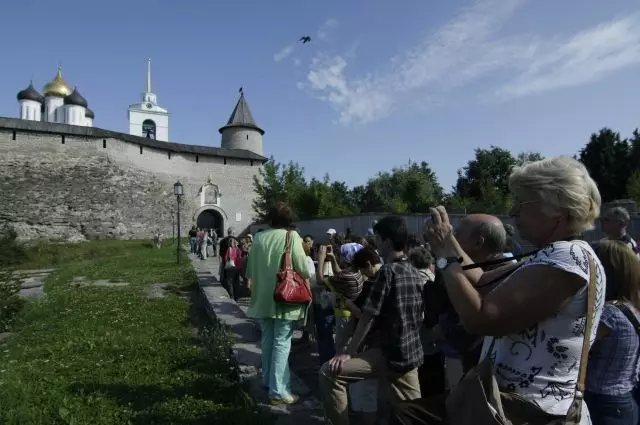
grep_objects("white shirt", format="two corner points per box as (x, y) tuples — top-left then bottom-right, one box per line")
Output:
(480, 240), (605, 423)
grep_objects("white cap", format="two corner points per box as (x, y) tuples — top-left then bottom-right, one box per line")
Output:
(326, 228), (337, 235)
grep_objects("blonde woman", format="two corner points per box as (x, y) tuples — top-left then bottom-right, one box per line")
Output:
(587, 241), (640, 425)
(393, 156), (606, 425)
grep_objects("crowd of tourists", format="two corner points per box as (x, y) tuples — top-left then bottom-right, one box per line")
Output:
(211, 156), (640, 425)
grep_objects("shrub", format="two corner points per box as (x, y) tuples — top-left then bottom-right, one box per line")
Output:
(0, 270), (24, 332)
(0, 226), (27, 267)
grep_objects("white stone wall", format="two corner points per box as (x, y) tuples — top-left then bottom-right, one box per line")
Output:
(64, 105), (87, 126)
(0, 128), (261, 241)
(19, 100), (41, 121)
(44, 96), (64, 123)
(221, 127), (263, 156)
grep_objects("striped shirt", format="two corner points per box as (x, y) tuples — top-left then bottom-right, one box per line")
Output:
(586, 302), (640, 395)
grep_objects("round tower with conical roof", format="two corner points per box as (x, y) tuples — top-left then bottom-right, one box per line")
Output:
(17, 81), (44, 121)
(219, 89), (264, 156)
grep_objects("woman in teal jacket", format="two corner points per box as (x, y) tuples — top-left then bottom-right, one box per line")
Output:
(245, 202), (311, 405)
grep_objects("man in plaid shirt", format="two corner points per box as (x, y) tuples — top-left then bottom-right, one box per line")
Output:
(318, 216), (424, 425)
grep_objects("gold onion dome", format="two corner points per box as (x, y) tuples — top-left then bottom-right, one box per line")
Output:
(43, 67), (72, 97)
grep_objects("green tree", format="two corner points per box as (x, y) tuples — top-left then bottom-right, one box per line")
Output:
(627, 171), (640, 206)
(516, 152), (544, 165)
(359, 161), (443, 213)
(452, 147), (544, 214)
(252, 158), (308, 221)
(629, 130), (640, 174)
(578, 128), (632, 202)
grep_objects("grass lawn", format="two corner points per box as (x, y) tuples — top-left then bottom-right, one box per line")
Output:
(0, 239), (270, 425)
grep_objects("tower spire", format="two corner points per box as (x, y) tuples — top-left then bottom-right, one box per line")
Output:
(147, 58), (151, 93)
(146, 58), (151, 93)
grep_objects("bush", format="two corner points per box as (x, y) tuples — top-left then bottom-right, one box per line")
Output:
(0, 226), (27, 267)
(0, 270), (24, 332)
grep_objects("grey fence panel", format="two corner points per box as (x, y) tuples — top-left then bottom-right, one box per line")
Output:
(250, 215), (640, 249)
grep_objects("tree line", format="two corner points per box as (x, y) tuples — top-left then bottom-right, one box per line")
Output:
(252, 127), (640, 221)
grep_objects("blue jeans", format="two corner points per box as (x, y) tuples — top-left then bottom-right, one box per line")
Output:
(585, 391), (639, 425)
(189, 237), (196, 253)
(312, 302), (336, 364)
(259, 318), (295, 399)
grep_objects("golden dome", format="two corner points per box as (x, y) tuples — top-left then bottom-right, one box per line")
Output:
(43, 67), (72, 97)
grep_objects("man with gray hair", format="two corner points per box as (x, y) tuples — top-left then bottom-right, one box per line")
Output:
(601, 206), (639, 254)
(430, 214), (515, 389)
(454, 214), (509, 263)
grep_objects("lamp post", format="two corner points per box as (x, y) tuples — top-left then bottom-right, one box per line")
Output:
(171, 209), (175, 244)
(174, 181), (183, 264)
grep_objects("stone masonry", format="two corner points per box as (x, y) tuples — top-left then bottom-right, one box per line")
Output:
(0, 118), (266, 242)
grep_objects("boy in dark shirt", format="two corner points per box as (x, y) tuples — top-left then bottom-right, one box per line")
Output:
(337, 246), (383, 425)
(319, 216), (424, 425)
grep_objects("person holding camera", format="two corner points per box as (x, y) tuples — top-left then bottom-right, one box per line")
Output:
(430, 214), (515, 389)
(391, 156), (605, 425)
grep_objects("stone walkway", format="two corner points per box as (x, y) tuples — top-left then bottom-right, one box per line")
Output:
(14, 268), (55, 300)
(189, 253), (326, 424)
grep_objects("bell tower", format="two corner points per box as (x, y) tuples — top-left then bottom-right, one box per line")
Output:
(128, 59), (170, 141)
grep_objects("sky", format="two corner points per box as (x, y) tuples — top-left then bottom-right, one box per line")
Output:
(3, 0), (640, 191)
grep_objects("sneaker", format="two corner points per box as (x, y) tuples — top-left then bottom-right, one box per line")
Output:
(269, 394), (299, 405)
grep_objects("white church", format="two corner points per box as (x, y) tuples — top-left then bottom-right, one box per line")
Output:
(16, 68), (94, 127)
(15, 60), (264, 155)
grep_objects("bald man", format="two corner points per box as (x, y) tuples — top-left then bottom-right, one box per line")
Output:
(432, 214), (514, 388)
(454, 214), (509, 264)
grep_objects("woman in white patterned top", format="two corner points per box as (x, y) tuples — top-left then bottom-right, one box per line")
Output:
(409, 157), (605, 425)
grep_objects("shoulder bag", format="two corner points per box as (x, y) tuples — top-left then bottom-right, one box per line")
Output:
(273, 230), (312, 305)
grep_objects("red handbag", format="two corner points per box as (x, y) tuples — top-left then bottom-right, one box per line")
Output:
(273, 230), (312, 304)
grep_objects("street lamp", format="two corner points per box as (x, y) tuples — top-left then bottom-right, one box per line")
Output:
(174, 181), (184, 264)
(171, 209), (175, 244)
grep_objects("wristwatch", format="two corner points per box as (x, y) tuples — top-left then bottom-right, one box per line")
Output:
(435, 256), (462, 270)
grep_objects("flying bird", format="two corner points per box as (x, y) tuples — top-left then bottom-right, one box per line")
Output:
(299, 36), (311, 44)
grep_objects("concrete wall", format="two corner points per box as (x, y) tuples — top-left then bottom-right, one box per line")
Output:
(0, 127), (262, 242)
(251, 213), (640, 250)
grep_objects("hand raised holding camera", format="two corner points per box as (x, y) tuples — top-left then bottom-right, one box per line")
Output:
(424, 206), (455, 256)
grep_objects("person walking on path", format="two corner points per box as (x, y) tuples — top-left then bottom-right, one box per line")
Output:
(245, 202), (311, 405)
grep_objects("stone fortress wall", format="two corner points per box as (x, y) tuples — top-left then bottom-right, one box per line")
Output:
(0, 118), (265, 242)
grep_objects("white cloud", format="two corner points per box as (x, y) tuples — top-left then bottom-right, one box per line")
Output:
(498, 14), (640, 98)
(299, 0), (640, 125)
(317, 18), (339, 40)
(273, 45), (294, 63)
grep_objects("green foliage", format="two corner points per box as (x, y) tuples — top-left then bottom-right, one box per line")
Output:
(0, 270), (24, 332)
(252, 158), (443, 219)
(356, 161), (443, 214)
(578, 128), (634, 202)
(451, 147), (543, 215)
(252, 123), (640, 220)
(0, 240), (267, 425)
(628, 171), (640, 206)
(0, 226), (27, 268)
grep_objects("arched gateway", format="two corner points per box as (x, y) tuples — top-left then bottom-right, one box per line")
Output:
(193, 205), (227, 238)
